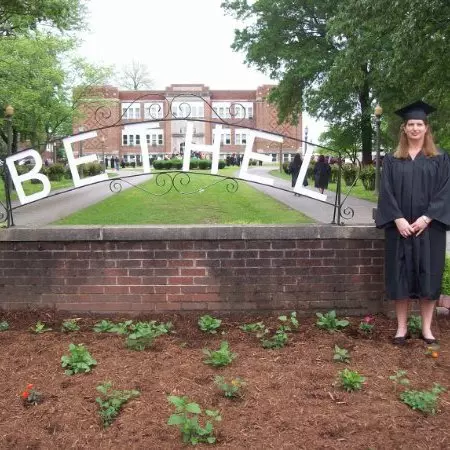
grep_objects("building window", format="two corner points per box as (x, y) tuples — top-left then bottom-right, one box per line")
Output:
(235, 131), (247, 145)
(146, 132), (164, 146)
(136, 135), (140, 145)
(144, 103), (163, 119)
(246, 106), (254, 119)
(221, 130), (231, 145)
(122, 135), (128, 146)
(121, 103), (141, 120)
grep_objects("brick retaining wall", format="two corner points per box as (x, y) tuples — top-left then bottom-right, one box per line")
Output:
(0, 225), (385, 315)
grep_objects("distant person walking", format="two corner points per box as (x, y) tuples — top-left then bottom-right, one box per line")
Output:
(314, 155), (331, 194)
(288, 153), (306, 195)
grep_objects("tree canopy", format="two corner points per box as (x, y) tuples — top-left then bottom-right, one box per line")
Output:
(222, 0), (450, 161)
(116, 60), (153, 91)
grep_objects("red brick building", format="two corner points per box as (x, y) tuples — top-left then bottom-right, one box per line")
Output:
(73, 84), (303, 165)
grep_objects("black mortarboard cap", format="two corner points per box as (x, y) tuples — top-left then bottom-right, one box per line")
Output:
(394, 100), (436, 121)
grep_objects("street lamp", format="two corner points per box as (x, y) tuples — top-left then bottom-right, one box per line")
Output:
(374, 105), (383, 193)
(4, 105), (14, 226)
(100, 135), (106, 171)
(304, 126), (309, 156)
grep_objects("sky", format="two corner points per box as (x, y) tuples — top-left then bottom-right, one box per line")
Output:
(77, 0), (327, 143)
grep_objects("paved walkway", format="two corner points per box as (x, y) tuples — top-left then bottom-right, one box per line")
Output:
(10, 170), (151, 227)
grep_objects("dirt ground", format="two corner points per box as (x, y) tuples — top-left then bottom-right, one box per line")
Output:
(0, 309), (448, 450)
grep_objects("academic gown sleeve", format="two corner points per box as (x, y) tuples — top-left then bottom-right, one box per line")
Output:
(375, 155), (403, 228)
(425, 151), (450, 228)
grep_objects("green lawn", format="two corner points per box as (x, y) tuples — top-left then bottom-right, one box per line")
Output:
(56, 168), (313, 225)
(269, 169), (378, 203)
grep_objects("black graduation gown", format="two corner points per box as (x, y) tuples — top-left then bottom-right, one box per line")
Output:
(375, 151), (450, 300)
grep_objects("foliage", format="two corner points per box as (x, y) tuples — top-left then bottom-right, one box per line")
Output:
(198, 315), (222, 334)
(316, 310), (350, 332)
(61, 319), (80, 333)
(441, 256), (450, 295)
(358, 316), (375, 335)
(338, 368), (366, 392)
(167, 395), (221, 445)
(93, 320), (116, 333)
(333, 345), (350, 364)
(261, 329), (289, 349)
(214, 376), (246, 399)
(0, 0), (86, 38)
(400, 384), (446, 416)
(222, 0), (450, 162)
(341, 164), (358, 187)
(203, 341), (236, 367)
(125, 321), (172, 351)
(278, 312), (299, 331)
(96, 381), (140, 427)
(389, 370), (410, 392)
(0, 321), (9, 331)
(60, 343), (97, 375)
(259, 312), (298, 349)
(20, 383), (43, 407)
(359, 166), (376, 191)
(407, 315), (422, 336)
(239, 321), (265, 334)
(30, 321), (52, 333)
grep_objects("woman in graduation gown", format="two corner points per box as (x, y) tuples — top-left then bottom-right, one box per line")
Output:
(375, 101), (450, 345)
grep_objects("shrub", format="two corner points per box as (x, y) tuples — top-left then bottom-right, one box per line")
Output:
(218, 160), (226, 169)
(198, 159), (212, 170)
(282, 162), (290, 174)
(338, 368), (365, 392)
(171, 159), (183, 169)
(189, 158), (200, 169)
(330, 164), (339, 183)
(342, 163), (358, 186)
(152, 160), (164, 170)
(47, 163), (65, 181)
(360, 165), (376, 191)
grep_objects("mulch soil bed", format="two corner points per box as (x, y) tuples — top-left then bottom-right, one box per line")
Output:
(0, 309), (448, 450)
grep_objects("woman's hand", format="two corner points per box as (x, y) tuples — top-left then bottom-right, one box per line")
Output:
(394, 218), (414, 238)
(411, 216), (430, 236)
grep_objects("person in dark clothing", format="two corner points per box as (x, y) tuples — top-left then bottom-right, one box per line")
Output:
(375, 100), (450, 345)
(288, 153), (306, 195)
(313, 155), (331, 194)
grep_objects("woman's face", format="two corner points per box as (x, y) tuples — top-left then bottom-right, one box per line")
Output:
(404, 119), (427, 142)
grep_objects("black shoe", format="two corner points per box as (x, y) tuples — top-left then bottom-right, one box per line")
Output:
(420, 334), (438, 345)
(392, 333), (411, 346)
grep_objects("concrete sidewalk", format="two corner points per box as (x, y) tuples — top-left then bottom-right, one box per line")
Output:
(10, 170), (152, 227)
(245, 166), (375, 225)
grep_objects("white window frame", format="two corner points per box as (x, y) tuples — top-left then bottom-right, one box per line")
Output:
(144, 102), (164, 119)
(121, 102), (141, 120)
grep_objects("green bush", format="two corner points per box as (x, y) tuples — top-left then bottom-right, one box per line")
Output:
(171, 159), (183, 169)
(342, 164), (358, 186)
(47, 164), (65, 181)
(218, 160), (226, 169)
(283, 162), (290, 174)
(360, 165), (376, 191)
(198, 159), (212, 170)
(442, 256), (450, 295)
(330, 164), (339, 183)
(189, 158), (200, 169)
(152, 160), (164, 170)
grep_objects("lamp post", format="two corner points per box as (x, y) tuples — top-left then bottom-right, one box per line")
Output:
(100, 135), (106, 171)
(304, 126), (309, 157)
(4, 105), (14, 226)
(374, 105), (383, 193)
(78, 125), (85, 178)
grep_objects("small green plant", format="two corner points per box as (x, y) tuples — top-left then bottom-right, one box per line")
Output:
(333, 345), (350, 363)
(389, 370), (410, 392)
(261, 329), (289, 349)
(203, 341), (236, 367)
(167, 395), (221, 445)
(239, 322), (265, 334)
(198, 315), (222, 334)
(61, 319), (80, 332)
(30, 321), (52, 334)
(400, 384), (446, 415)
(407, 315), (422, 336)
(109, 320), (134, 335)
(278, 311), (299, 331)
(214, 375), (246, 398)
(20, 383), (43, 406)
(316, 310), (349, 332)
(358, 316), (375, 334)
(0, 321), (9, 331)
(96, 381), (140, 427)
(338, 368), (365, 392)
(61, 343), (97, 375)
(125, 321), (172, 351)
(93, 319), (116, 333)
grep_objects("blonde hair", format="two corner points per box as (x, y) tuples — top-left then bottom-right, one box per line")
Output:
(394, 120), (438, 158)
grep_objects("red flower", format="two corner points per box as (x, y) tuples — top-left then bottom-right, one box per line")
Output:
(26, 384), (34, 390)
(21, 391), (29, 399)
(363, 316), (374, 324)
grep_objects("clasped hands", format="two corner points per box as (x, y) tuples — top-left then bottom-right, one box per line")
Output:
(395, 217), (430, 238)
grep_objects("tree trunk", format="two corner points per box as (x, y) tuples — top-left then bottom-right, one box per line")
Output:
(359, 65), (373, 165)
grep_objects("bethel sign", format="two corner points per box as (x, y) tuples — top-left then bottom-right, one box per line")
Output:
(5, 123), (327, 205)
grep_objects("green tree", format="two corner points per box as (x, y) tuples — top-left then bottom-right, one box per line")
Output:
(0, 0), (86, 37)
(222, 0), (450, 162)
